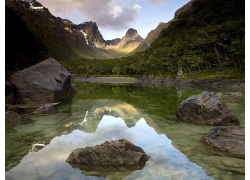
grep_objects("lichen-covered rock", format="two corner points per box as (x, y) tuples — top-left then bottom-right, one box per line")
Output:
(205, 126), (245, 158)
(176, 91), (240, 126)
(10, 58), (76, 104)
(66, 139), (149, 166)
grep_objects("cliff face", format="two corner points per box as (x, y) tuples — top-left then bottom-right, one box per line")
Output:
(72, 22), (106, 48)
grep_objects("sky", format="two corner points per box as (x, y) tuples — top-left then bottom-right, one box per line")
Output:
(37, 0), (190, 40)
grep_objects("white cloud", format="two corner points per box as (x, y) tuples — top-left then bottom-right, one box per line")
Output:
(145, 0), (171, 4)
(133, 4), (142, 9)
(111, 5), (123, 17)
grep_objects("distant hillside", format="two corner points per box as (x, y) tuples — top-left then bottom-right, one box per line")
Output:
(125, 0), (245, 77)
(133, 22), (172, 52)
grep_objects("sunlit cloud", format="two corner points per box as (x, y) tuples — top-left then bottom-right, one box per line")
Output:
(39, 0), (141, 31)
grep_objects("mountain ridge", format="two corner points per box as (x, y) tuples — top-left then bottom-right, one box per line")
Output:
(5, 0), (144, 62)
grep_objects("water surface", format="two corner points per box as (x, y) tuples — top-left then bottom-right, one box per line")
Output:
(5, 83), (245, 180)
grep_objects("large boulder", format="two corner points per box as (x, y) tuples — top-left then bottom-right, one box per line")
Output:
(205, 126), (245, 158)
(10, 58), (76, 104)
(176, 91), (240, 126)
(66, 139), (149, 166)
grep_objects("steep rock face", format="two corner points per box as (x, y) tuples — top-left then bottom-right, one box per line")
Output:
(66, 139), (149, 166)
(72, 21), (106, 48)
(10, 58), (76, 104)
(174, 0), (195, 18)
(176, 91), (240, 126)
(205, 126), (245, 158)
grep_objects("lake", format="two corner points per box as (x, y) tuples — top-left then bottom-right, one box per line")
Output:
(5, 81), (245, 180)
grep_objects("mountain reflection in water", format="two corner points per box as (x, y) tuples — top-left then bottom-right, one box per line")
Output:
(6, 112), (212, 180)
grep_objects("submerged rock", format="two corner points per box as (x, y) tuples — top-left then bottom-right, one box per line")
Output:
(176, 91), (240, 126)
(66, 139), (149, 166)
(10, 58), (76, 104)
(205, 126), (245, 158)
(5, 111), (31, 124)
(215, 92), (243, 104)
(33, 102), (61, 114)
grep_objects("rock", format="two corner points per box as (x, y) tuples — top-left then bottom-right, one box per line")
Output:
(10, 58), (76, 104)
(205, 126), (245, 158)
(33, 102), (61, 114)
(66, 139), (149, 166)
(216, 92), (240, 104)
(5, 111), (31, 124)
(5, 80), (16, 104)
(176, 91), (240, 126)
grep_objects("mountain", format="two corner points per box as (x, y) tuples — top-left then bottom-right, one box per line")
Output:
(105, 38), (121, 46)
(133, 22), (172, 52)
(133, 0), (195, 53)
(103, 28), (144, 57)
(5, 0), (103, 61)
(5, 0), (145, 66)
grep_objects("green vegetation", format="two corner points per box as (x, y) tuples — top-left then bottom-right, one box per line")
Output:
(61, 0), (244, 80)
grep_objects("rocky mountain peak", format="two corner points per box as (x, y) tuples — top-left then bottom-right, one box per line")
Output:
(125, 28), (138, 37)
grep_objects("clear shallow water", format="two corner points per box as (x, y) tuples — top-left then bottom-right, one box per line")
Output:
(5, 83), (245, 180)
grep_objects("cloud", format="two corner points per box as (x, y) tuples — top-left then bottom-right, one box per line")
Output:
(38, 0), (141, 31)
(145, 0), (171, 4)
(133, 4), (142, 9)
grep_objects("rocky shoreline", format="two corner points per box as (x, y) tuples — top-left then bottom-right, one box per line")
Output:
(137, 77), (245, 90)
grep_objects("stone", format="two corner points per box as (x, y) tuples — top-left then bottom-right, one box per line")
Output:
(205, 126), (245, 158)
(33, 102), (61, 114)
(66, 139), (149, 166)
(5, 111), (31, 124)
(176, 91), (240, 126)
(216, 92), (239, 104)
(10, 58), (76, 104)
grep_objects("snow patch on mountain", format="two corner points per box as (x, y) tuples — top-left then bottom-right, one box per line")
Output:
(80, 30), (89, 45)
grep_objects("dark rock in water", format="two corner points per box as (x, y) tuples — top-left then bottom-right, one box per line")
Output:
(205, 126), (245, 158)
(176, 91), (240, 126)
(33, 102), (61, 114)
(5, 111), (31, 124)
(66, 139), (149, 166)
(10, 58), (76, 104)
